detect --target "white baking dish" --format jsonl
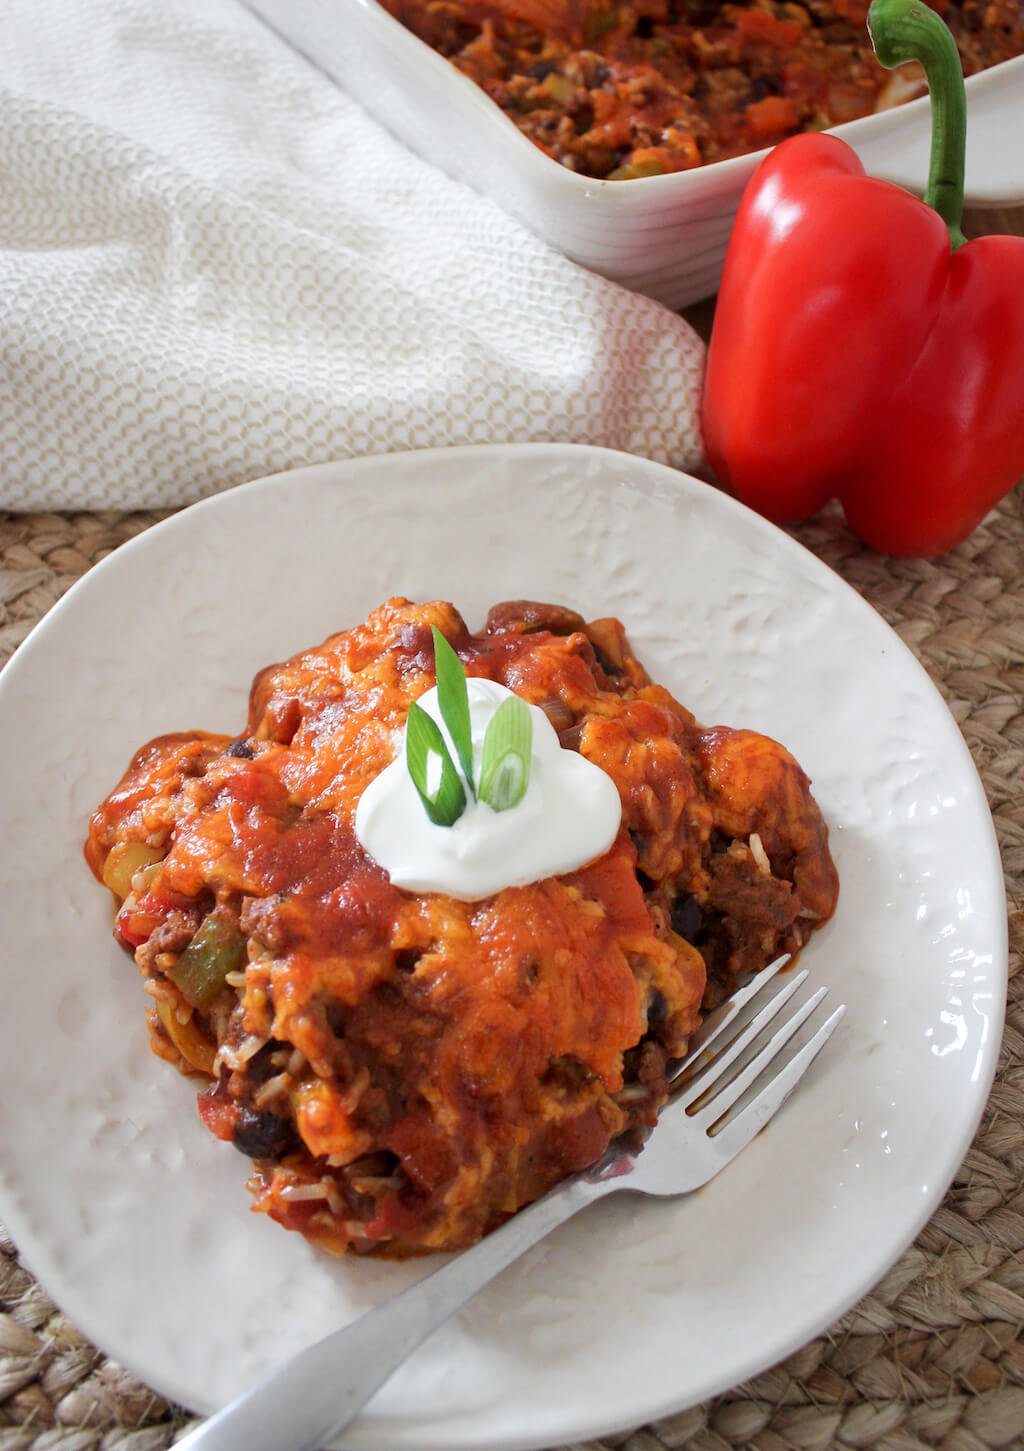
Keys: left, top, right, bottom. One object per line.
{"left": 243, "top": 0, "right": 1024, "bottom": 309}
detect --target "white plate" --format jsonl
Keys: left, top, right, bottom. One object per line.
{"left": 0, "top": 444, "right": 1007, "bottom": 1451}
{"left": 241, "top": 0, "right": 1024, "bottom": 308}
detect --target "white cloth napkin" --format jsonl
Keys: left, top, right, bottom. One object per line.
{"left": 0, "top": 0, "right": 705, "bottom": 510}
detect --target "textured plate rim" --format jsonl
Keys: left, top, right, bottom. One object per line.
{"left": 0, "top": 443, "right": 1009, "bottom": 1450}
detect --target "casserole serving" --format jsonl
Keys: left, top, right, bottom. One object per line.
{"left": 86, "top": 594, "right": 837, "bottom": 1258}
{"left": 243, "top": 0, "right": 1024, "bottom": 306}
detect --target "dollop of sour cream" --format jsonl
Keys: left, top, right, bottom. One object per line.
{"left": 355, "top": 678, "right": 622, "bottom": 901}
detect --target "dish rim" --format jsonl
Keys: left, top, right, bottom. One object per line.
{"left": 350, "top": 0, "right": 1024, "bottom": 198}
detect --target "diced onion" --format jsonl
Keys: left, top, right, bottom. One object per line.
{"left": 102, "top": 840, "right": 164, "bottom": 900}
{"left": 155, "top": 998, "right": 217, "bottom": 1076}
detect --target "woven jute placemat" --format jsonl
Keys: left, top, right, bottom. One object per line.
{"left": 0, "top": 491, "right": 1021, "bottom": 1451}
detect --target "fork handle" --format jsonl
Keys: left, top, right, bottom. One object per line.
{"left": 176, "top": 1174, "right": 611, "bottom": 1451}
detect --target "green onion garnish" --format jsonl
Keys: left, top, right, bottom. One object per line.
{"left": 431, "top": 626, "right": 475, "bottom": 797}
{"left": 406, "top": 631, "right": 535, "bottom": 825}
{"left": 405, "top": 701, "right": 466, "bottom": 827}
{"left": 478, "top": 695, "right": 533, "bottom": 813}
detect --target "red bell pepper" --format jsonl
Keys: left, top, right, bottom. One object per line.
{"left": 701, "top": 0, "right": 1024, "bottom": 557}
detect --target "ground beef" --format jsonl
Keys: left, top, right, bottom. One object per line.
{"left": 134, "top": 907, "right": 202, "bottom": 972}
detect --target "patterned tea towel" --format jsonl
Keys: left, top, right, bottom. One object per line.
{"left": 0, "top": 0, "right": 705, "bottom": 510}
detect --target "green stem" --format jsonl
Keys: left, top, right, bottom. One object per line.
{"left": 867, "top": 0, "right": 968, "bottom": 250}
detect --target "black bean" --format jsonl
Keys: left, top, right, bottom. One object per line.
{"left": 232, "top": 1107, "right": 295, "bottom": 1159}
{"left": 226, "top": 738, "right": 255, "bottom": 759}
{"left": 243, "top": 1039, "right": 290, "bottom": 1087}
{"left": 670, "top": 893, "right": 704, "bottom": 944}
{"left": 648, "top": 989, "right": 669, "bottom": 1025}
{"left": 748, "top": 75, "right": 782, "bottom": 101}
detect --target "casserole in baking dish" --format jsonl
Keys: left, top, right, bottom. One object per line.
{"left": 243, "top": 0, "right": 1024, "bottom": 305}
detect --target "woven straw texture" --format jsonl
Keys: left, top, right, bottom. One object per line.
{"left": 0, "top": 483, "right": 1020, "bottom": 1451}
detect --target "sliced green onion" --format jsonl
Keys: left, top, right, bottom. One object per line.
{"left": 406, "top": 701, "right": 466, "bottom": 826}
{"left": 478, "top": 696, "right": 533, "bottom": 813}
{"left": 431, "top": 626, "right": 475, "bottom": 796}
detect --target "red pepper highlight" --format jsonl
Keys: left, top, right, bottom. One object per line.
{"left": 702, "top": 0, "right": 1024, "bottom": 558}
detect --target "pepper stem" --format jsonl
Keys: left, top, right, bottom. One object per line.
{"left": 867, "top": 0, "right": 968, "bottom": 250}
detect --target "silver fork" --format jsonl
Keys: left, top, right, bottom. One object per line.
{"left": 177, "top": 956, "right": 844, "bottom": 1451}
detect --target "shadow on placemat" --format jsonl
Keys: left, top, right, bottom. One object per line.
{"left": 0, "top": 494, "right": 1022, "bottom": 1450}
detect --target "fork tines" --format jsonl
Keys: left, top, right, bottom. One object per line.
{"left": 668, "top": 956, "right": 846, "bottom": 1141}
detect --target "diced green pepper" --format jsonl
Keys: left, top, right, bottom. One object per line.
{"left": 169, "top": 914, "right": 246, "bottom": 1010}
